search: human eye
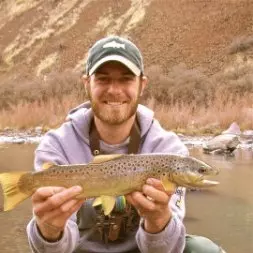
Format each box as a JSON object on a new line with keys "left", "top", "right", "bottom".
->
{"left": 96, "top": 75, "right": 110, "bottom": 84}
{"left": 121, "top": 75, "right": 135, "bottom": 83}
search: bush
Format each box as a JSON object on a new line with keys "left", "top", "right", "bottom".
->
{"left": 0, "top": 70, "right": 86, "bottom": 110}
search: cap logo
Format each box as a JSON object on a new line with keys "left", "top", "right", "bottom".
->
{"left": 103, "top": 40, "right": 125, "bottom": 49}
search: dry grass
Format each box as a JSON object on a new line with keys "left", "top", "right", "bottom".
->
{"left": 0, "top": 94, "right": 84, "bottom": 130}
{"left": 0, "top": 65, "right": 252, "bottom": 134}
{"left": 147, "top": 93, "right": 253, "bottom": 135}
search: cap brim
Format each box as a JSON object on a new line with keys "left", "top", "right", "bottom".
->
{"left": 88, "top": 55, "right": 141, "bottom": 76}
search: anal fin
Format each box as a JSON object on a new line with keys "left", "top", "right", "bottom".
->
{"left": 92, "top": 195, "right": 116, "bottom": 216}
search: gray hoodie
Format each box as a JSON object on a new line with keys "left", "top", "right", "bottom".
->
{"left": 26, "top": 102, "right": 189, "bottom": 253}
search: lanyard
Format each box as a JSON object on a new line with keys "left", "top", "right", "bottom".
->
{"left": 88, "top": 117, "right": 141, "bottom": 242}
{"left": 89, "top": 118, "right": 141, "bottom": 156}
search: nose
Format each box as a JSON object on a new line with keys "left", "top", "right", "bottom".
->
{"left": 107, "top": 79, "right": 122, "bottom": 94}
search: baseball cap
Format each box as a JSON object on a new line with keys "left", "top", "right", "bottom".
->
{"left": 86, "top": 35, "right": 144, "bottom": 76}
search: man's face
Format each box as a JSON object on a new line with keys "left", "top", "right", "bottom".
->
{"left": 85, "top": 61, "right": 147, "bottom": 125}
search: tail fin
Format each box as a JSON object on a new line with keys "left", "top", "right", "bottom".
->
{"left": 0, "top": 172, "right": 31, "bottom": 211}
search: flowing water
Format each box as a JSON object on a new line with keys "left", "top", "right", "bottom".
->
{"left": 0, "top": 143, "right": 252, "bottom": 253}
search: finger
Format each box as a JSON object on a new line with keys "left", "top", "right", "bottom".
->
{"left": 62, "top": 199, "right": 84, "bottom": 220}
{"left": 60, "top": 198, "right": 84, "bottom": 213}
{"left": 34, "top": 186, "right": 82, "bottom": 215}
{"left": 142, "top": 184, "right": 170, "bottom": 204}
{"left": 130, "top": 191, "right": 156, "bottom": 211}
{"left": 32, "top": 187, "right": 66, "bottom": 203}
{"left": 146, "top": 178, "right": 176, "bottom": 195}
{"left": 125, "top": 194, "right": 135, "bottom": 206}
{"left": 125, "top": 192, "right": 144, "bottom": 207}
{"left": 40, "top": 199, "right": 84, "bottom": 224}
{"left": 146, "top": 178, "right": 163, "bottom": 188}
{"left": 55, "top": 199, "right": 84, "bottom": 226}
{"left": 38, "top": 200, "right": 84, "bottom": 232}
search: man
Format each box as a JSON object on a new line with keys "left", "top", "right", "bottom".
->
{"left": 27, "top": 35, "right": 224, "bottom": 253}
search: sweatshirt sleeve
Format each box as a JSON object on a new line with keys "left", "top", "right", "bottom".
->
{"left": 136, "top": 214, "right": 186, "bottom": 253}
{"left": 27, "top": 217, "right": 80, "bottom": 253}
{"left": 26, "top": 132, "right": 81, "bottom": 253}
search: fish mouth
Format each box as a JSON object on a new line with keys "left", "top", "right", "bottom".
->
{"left": 191, "top": 177, "right": 220, "bottom": 188}
{"left": 173, "top": 172, "right": 219, "bottom": 188}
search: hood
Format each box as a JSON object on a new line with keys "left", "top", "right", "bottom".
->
{"left": 66, "top": 101, "right": 155, "bottom": 144}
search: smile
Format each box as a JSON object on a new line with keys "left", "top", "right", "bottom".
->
{"left": 104, "top": 102, "right": 125, "bottom": 106}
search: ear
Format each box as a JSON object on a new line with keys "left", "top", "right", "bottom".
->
{"left": 82, "top": 74, "right": 89, "bottom": 87}
{"left": 140, "top": 75, "right": 148, "bottom": 96}
{"left": 82, "top": 74, "right": 90, "bottom": 93}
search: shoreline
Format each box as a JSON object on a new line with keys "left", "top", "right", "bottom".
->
{"left": 0, "top": 131, "right": 252, "bottom": 149}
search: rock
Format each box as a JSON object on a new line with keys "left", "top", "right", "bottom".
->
{"left": 242, "top": 130, "right": 253, "bottom": 136}
{"left": 177, "top": 133, "right": 185, "bottom": 139}
{"left": 13, "top": 139, "right": 25, "bottom": 144}
{"left": 203, "top": 134, "right": 240, "bottom": 154}
{"left": 240, "top": 130, "right": 253, "bottom": 144}
{"left": 222, "top": 122, "right": 241, "bottom": 135}
{"left": 35, "top": 126, "right": 43, "bottom": 135}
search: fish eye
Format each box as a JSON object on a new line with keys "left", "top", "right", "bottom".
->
{"left": 198, "top": 167, "right": 207, "bottom": 174}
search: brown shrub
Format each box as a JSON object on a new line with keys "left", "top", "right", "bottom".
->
{"left": 228, "top": 36, "right": 253, "bottom": 54}
{"left": 143, "top": 63, "right": 215, "bottom": 107}
{"left": 0, "top": 70, "right": 86, "bottom": 110}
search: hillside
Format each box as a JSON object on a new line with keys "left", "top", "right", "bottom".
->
{"left": 1, "top": 0, "right": 253, "bottom": 85}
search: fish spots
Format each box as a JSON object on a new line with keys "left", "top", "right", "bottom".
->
{"left": 50, "top": 170, "right": 61, "bottom": 175}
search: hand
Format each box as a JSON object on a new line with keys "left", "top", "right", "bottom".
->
{"left": 32, "top": 186, "right": 84, "bottom": 241}
{"left": 126, "top": 178, "right": 175, "bottom": 234}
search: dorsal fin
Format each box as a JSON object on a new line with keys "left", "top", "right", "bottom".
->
{"left": 42, "top": 162, "right": 56, "bottom": 170}
{"left": 90, "top": 154, "right": 124, "bottom": 164}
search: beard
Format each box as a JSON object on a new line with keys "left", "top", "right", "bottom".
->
{"left": 87, "top": 86, "right": 141, "bottom": 125}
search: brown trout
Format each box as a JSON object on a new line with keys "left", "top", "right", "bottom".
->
{"left": 0, "top": 153, "right": 219, "bottom": 214}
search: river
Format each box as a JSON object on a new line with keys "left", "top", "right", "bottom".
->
{"left": 0, "top": 143, "right": 252, "bottom": 253}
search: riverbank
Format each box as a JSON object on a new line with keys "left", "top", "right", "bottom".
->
{"left": 1, "top": 130, "right": 252, "bottom": 150}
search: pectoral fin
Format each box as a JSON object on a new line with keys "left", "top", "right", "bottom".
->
{"left": 92, "top": 195, "right": 116, "bottom": 216}
{"left": 160, "top": 175, "right": 176, "bottom": 192}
